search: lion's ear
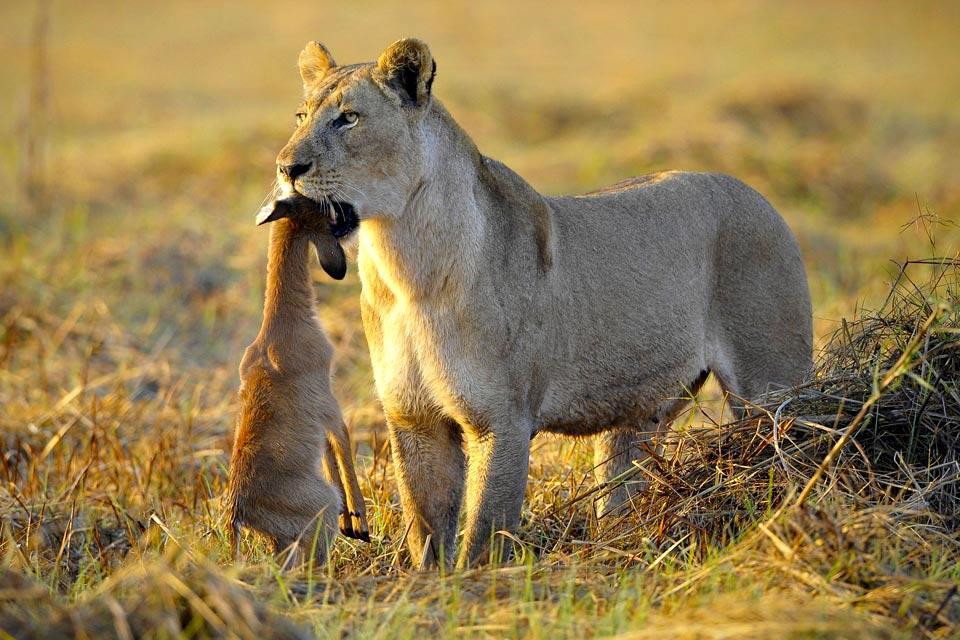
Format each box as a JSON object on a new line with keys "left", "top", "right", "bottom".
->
{"left": 299, "top": 41, "right": 336, "bottom": 88}
{"left": 375, "top": 38, "right": 435, "bottom": 107}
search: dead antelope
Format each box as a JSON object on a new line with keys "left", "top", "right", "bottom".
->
{"left": 228, "top": 194, "right": 368, "bottom": 569}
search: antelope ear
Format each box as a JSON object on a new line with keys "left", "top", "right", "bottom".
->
{"left": 256, "top": 199, "right": 294, "bottom": 225}
{"left": 299, "top": 41, "right": 336, "bottom": 88}
{"left": 311, "top": 235, "right": 347, "bottom": 280}
{"left": 375, "top": 38, "right": 435, "bottom": 106}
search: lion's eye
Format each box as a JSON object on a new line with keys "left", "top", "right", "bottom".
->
{"left": 336, "top": 111, "right": 359, "bottom": 129}
{"left": 295, "top": 112, "right": 307, "bottom": 126}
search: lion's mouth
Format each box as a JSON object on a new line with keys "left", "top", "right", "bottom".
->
{"left": 328, "top": 201, "right": 359, "bottom": 238}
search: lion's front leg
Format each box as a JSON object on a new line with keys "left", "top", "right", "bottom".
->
{"left": 389, "top": 418, "right": 465, "bottom": 568}
{"left": 458, "top": 425, "right": 531, "bottom": 568}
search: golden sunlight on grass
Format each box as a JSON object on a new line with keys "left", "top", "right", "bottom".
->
{"left": 1, "top": 1, "right": 959, "bottom": 638}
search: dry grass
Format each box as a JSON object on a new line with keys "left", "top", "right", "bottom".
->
{"left": 3, "top": 259, "right": 958, "bottom": 638}
{"left": 1, "top": 1, "right": 960, "bottom": 638}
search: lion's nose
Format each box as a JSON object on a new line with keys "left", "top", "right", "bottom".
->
{"left": 278, "top": 162, "right": 311, "bottom": 180}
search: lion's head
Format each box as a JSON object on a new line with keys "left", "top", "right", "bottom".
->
{"left": 275, "top": 39, "right": 437, "bottom": 238}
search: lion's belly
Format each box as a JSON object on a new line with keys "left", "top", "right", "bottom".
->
{"left": 533, "top": 339, "right": 706, "bottom": 436}
{"left": 365, "top": 290, "right": 709, "bottom": 437}
{"left": 536, "top": 383, "right": 659, "bottom": 436}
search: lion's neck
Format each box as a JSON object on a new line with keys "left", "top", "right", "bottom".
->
{"left": 358, "top": 103, "right": 490, "bottom": 303}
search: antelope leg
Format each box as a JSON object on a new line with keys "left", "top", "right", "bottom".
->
{"left": 326, "top": 422, "right": 370, "bottom": 541}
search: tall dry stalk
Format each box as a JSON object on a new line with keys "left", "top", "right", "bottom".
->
{"left": 18, "top": 0, "right": 52, "bottom": 216}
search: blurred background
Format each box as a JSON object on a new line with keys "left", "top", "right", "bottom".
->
{"left": 1, "top": 0, "right": 959, "bottom": 521}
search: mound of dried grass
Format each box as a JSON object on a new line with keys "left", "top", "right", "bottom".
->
{"left": 614, "top": 257, "right": 959, "bottom": 535}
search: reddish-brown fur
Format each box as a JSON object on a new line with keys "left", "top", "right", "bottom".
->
{"left": 228, "top": 196, "right": 368, "bottom": 569}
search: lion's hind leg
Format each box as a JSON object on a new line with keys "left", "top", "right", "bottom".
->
{"left": 593, "top": 370, "right": 711, "bottom": 518}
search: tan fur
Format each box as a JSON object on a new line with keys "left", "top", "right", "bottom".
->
{"left": 277, "top": 39, "right": 812, "bottom": 568}
{"left": 228, "top": 201, "right": 369, "bottom": 569}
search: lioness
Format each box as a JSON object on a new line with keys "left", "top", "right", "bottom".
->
{"left": 274, "top": 38, "right": 812, "bottom": 568}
